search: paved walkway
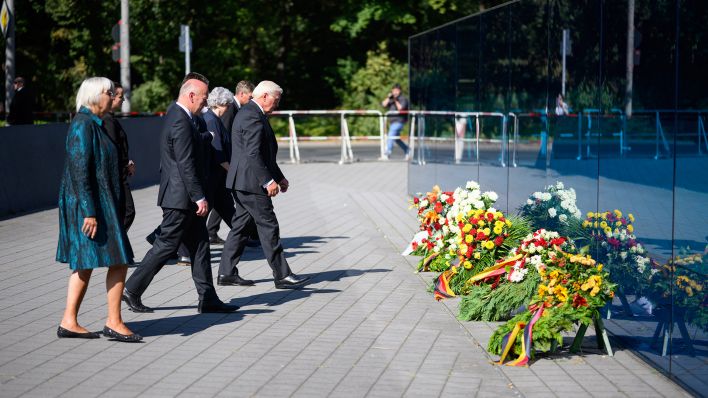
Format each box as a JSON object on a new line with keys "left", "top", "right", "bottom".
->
{"left": 0, "top": 162, "right": 692, "bottom": 397}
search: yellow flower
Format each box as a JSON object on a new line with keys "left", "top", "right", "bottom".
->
{"left": 474, "top": 252, "right": 481, "bottom": 259}
{"left": 483, "top": 228, "right": 491, "bottom": 236}
{"left": 495, "top": 211, "right": 504, "bottom": 219}
{"left": 628, "top": 213, "right": 635, "bottom": 222}
{"left": 463, "top": 223, "right": 473, "bottom": 233}
{"left": 465, "top": 235, "right": 474, "bottom": 244}
{"left": 466, "top": 210, "right": 474, "bottom": 217}
{"left": 597, "top": 264, "right": 603, "bottom": 272}
{"left": 538, "top": 284, "right": 549, "bottom": 297}
{"left": 581, "top": 275, "right": 602, "bottom": 297}
{"left": 593, "top": 221, "right": 599, "bottom": 228}
{"left": 477, "top": 220, "right": 485, "bottom": 227}
{"left": 686, "top": 287, "right": 694, "bottom": 297}
{"left": 493, "top": 226, "right": 503, "bottom": 235}
{"left": 600, "top": 221, "right": 608, "bottom": 228}
{"left": 627, "top": 225, "right": 634, "bottom": 233}
{"left": 600, "top": 212, "right": 607, "bottom": 219}
{"left": 582, "top": 220, "right": 591, "bottom": 228}
{"left": 572, "top": 282, "right": 581, "bottom": 291}
{"left": 615, "top": 221, "right": 622, "bottom": 227}
{"left": 463, "top": 261, "right": 473, "bottom": 269}
{"left": 604, "top": 226, "right": 612, "bottom": 234}
{"left": 587, "top": 212, "right": 594, "bottom": 218}
{"left": 505, "top": 220, "right": 512, "bottom": 227}
{"left": 556, "top": 286, "right": 569, "bottom": 302}
{"left": 483, "top": 240, "right": 495, "bottom": 250}
{"left": 494, "top": 220, "right": 505, "bottom": 228}
{"left": 459, "top": 244, "right": 468, "bottom": 254}
{"left": 614, "top": 209, "right": 622, "bottom": 218}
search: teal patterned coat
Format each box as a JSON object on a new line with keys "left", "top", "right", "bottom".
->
{"left": 56, "top": 107, "right": 133, "bottom": 270}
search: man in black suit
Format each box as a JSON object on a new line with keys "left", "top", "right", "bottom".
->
{"left": 7, "top": 77, "right": 34, "bottom": 125}
{"left": 218, "top": 81, "right": 310, "bottom": 289}
{"left": 123, "top": 73, "right": 238, "bottom": 313}
{"left": 208, "top": 80, "right": 255, "bottom": 244}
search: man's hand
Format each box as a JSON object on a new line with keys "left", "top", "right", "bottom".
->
{"left": 266, "top": 181, "right": 280, "bottom": 197}
{"left": 127, "top": 160, "right": 136, "bottom": 176}
{"left": 196, "top": 199, "right": 209, "bottom": 217}
{"left": 279, "top": 178, "right": 289, "bottom": 193}
{"left": 82, "top": 217, "right": 98, "bottom": 239}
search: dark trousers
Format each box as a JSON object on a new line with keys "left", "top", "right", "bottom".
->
{"left": 126, "top": 207, "right": 218, "bottom": 303}
{"left": 207, "top": 183, "right": 259, "bottom": 239}
{"left": 218, "top": 190, "right": 291, "bottom": 279}
{"left": 206, "top": 210, "right": 223, "bottom": 238}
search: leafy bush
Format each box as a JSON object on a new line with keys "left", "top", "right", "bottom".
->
{"left": 131, "top": 80, "right": 173, "bottom": 113}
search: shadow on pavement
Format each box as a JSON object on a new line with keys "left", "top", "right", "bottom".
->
{"left": 126, "top": 308, "right": 275, "bottom": 337}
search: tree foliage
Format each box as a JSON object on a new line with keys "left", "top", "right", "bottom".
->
{"left": 5, "top": 0, "right": 498, "bottom": 113}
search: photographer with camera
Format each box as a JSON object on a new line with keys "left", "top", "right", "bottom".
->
{"left": 381, "top": 83, "right": 410, "bottom": 160}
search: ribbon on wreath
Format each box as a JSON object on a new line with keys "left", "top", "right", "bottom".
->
{"left": 433, "top": 266, "right": 458, "bottom": 301}
{"left": 464, "top": 254, "right": 523, "bottom": 286}
{"left": 496, "top": 306, "right": 545, "bottom": 366}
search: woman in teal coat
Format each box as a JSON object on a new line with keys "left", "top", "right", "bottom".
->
{"left": 56, "top": 77, "right": 141, "bottom": 342}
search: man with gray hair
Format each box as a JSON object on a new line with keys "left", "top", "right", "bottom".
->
{"left": 218, "top": 81, "right": 310, "bottom": 289}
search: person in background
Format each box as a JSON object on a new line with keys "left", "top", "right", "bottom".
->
{"left": 381, "top": 83, "right": 410, "bottom": 160}
{"left": 7, "top": 77, "right": 34, "bottom": 125}
{"left": 56, "top": 77, "right": 141, "bottom": 342}
{"left": 555, "top": 93, "right": 569, "bottom": 116}
{"left": 102, "top": 82, "right": 136, "bottom": 230}
{"left": 209, "top": 80, "right": 256, "bottom": 245}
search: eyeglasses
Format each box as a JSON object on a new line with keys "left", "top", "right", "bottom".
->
{"left": 105, "top": 91, "right": 116, "bottom": 98}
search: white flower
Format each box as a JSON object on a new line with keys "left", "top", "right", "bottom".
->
{"left": 542, "top": 193, "right": 552, "bottom": 201}
{"left": 420, "top": 199, "right": 428, "bottom": 208}
{"left": 472, "top": 200, "right": 485, "bottom": 209}
{"left": 527, "top": 199, "right": 534, "bottom": 205}
{"left": 466, "top": 181, "right": 480, "bottom": 190}
{"left": 620, "top": 252, "right": 628, "bottom": 260}
{"left": 548, "top": 208, "right": 557, "bottom": 218}
{"left": 509, "top": 268, "right": 528, "bottom": 282}
{"left": 533, "top": 192, "right": 544, "bottom": 200}
{"left": 483, "top": 191, "right": 498, "bottom": 201}
{"left": 488, "top": 207, "right": 497, "bottom": 214}
{"left": 556, "top": 181, "right": 565, "bottom": 189}
{"left": 441, "top": 194, "right": 449, "bottom": 201}
{"left": 559, "top": 214, "right": 568, "bottom": 223}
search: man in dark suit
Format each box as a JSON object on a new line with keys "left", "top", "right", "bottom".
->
{"left": 218, "top": 81, "right": 310, "bottom": 289}
{"left": 7, "top": 77, "right": 34, "bottom": 125}
{"left": 208, "top": 80, "right": 255, "bottom": 244}
{"left": 123, "top": 73, "right": 238, "bottom": 313}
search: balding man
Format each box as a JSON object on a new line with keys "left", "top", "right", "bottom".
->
{"left": 123, "top": 73, "right": 239, "bottom": 314}
{"left": 218, "top": 81, "right": 310, "bottom": 289}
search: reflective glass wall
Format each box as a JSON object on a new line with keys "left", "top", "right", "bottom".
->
{"left": 409, "top": 1, "right": 707, "bottom": 394}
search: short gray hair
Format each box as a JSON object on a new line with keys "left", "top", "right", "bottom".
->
{"left": 235, "top": 80, "right": 255, "bottom": 95}
{"left": 252, "top": 80, "right": 282, "bottom": 99}
{"left": 75, "top": 77, "right": 113, "bottom": 112}
{"left": 207, "top": 87, "right": 235, "bottom": 108}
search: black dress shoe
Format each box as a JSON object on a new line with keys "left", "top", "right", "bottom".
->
{"left": 122, "top": 289, "right": 154, "bottom": 313}
{"left": 57, "top": 326, "right": 101, "bottom": 339}
{"left": 209, "top": 235, "right": 225, "bottom": 245}
{"left": 274, "top": 274, "right": 311, "bottom": 289}
{"left": 177, "top": 256, "right": 191, "bottom": 266}
{"left": 103, "top": 326, "right": 143, "bottom": 342}
{"left": 217, "top": 274, "right": 255, "bottom": 286}
{"left": 198, "top": 300, "right": 240, "bottom": 313}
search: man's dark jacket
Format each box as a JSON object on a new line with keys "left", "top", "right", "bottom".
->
{"left": 226, "top": 100, "right": 284, "bottom": 194}
{"left": 157, "top": 102, "right": 211, "bottom": 209}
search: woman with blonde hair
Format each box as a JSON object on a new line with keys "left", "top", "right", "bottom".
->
{"left": 56, "top": 76, "right": 141, "bottom": 342}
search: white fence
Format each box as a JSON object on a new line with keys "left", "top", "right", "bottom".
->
{"left": 270, "top": 109, "right": 708, "bottom": 165}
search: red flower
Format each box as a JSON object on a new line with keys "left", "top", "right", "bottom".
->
{"left": 434, "top": 201, "right": 443, "bottom": 213}
{"left": 572, "top": 293, "right": 588, "bottom": 308}
{"left": 412, "top": 242, "right": 418, "bottom": 250}
{"left": 486, "top": 212, "right": 494, "bottom": 221}
{"left": 446, "top": 196, "right": 455, "bottom": 205}
{"left": 550, "top": 237, "right": 566, "bottom": 246}
{"left": 494, "top": 236, "right": 504, "bottom": 246}
{"left": 476, "top": 231, "right": 486, "bottom": 240}
{"left": 413, "top": 197, "right": 420, "bottom": 204}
